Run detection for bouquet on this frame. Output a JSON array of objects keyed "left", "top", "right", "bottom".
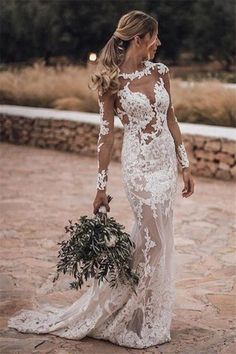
[{"left": 53, "top": 195, "right": 140, "bottom": 295}]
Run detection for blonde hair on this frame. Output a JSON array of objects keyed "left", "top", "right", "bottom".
[{"left": 88, "top": 10, "right": 158, "bottom": 96}]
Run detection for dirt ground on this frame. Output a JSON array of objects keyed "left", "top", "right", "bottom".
[{"left": 0, "top": 142, "right": 235, "bottom": 354}]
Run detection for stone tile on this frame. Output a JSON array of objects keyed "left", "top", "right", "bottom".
[
  {"left": 207, "top": 294, "right": 236, "bottom": 316},
  {"left": 0, "top": 142, "right": 236, "bottom": 353}
]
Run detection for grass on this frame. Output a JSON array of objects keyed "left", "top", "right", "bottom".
[
  {"left": 0, "top": 62, "right": 235, "bottom": 127},
  {"left": 170, "top": 78, "right": 236, "bottom": 127}
]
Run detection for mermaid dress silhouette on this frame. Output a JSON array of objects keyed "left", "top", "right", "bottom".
[{"left": 8, "top": 60, "right": 189, "bottom": 349}]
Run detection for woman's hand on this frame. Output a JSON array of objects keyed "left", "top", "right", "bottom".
[
  {"left": 182, "top": 167, "right": 194, "bottom": 198},
  {"left": 93, "top": 190, "right": 111, "bottom": 215}
]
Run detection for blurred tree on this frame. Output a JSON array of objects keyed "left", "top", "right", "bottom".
[
  {"left": 49, "top": 0, "right": 147, "bottom": 62},
  {"left": 147, "top": 0, "right": 195, "bottom": 63},
  {"left": 190, "top": 0, "right": 236, "bottom": 70}
]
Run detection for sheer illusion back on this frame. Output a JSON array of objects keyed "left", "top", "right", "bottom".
[{"left": 8, "top": 60, "right": 190, "bottom": 349}]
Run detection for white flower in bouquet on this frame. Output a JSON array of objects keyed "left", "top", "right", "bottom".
[{"left": 104, "top": 234, "right": 117, "bottom": 248}]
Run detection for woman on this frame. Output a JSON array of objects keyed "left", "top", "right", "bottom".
[{"left": 8, "top": 10, "right": 194, "bottom": 349}]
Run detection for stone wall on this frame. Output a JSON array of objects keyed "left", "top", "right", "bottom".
[
  {"left": 0, "top": 109, "right": 235, "bottom": 181},
  {"left": 181, "top": 134, "right": 236, "bottom": 180},
  {"left": 0, "top": 114, "right": 123, "bottom": 159}
]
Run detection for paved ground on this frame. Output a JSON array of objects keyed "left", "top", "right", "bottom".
[{"left": 0, "top": 142, "right": 235, "bottom": 354}]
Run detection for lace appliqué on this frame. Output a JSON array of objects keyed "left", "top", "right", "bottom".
[
  {"left": 97, "top": 98, "right": 110, "bottom": 153},
  {"left": 98, "top": 99, "right": 109, "bottom": 136},
  {"left": 96, "top": 169, "right": 108, "bottom": 190},
  {"left": 96, "top": 96, "right": 113, "bottom": 189},
  {"left": 8, "top": 303, "right": 104, "bottom": 340},
  {"left": 176, "top": 143, "right": 189, "bottom": 169},
  {"left": 8, "top": 309, "right": 60, "bottom": 334},
  {"left": 141, "top": 227, "right": 156, "bottom": 277},
  {"left": 118, "top": 60, "right": 169, "bottom": 81}
]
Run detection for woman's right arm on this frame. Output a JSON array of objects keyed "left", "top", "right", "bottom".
[{"left": 93, "top": 89, "right": 115, "bottom": 214}]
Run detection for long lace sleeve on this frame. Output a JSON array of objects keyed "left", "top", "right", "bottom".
[
  {"left": 162, "top": 67, "right": 190, "bottom": 169},
  {"left": 96, "top": 90, "right": 115, "bottom": 191}
]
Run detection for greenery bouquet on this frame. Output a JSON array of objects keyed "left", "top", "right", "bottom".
[{"left": 53, "top": 195, "right": 140, "bottom": 295}]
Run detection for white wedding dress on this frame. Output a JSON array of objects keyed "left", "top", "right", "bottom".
[{"left": 8, "top": 60, "right": 189, "bottom": 348}]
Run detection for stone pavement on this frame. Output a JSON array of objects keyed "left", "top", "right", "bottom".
[{"left": 0, "top": 142, "right": 235, "bottom": 354}]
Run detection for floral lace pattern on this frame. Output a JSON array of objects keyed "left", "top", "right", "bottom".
[
  {"left": 118, "top": 60, "right": 169, "bottom": 80},
  {"left": 98, "top": 99, "right": 109, "bottom": 136},
  {"left": 176, "top": 143, "right": 190, "bottom": 168},
  {"left": 96, "top": 93, "right": 114, "bottom": 190},
  {"left": 96, "top": 169, "right": 108, "bottom": 190},
  {"left": 8, "top": 61, "right": 181, "bottom": 349},
  {"left": 96, "top": 96, "right": 113, "bottom": 188}
]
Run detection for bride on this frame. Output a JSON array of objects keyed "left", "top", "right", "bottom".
[{"left": 8, "top": 10, "right": 194, "bottom": 349}]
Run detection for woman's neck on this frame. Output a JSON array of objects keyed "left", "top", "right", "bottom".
[{"left": 119, "top": 52, "right": 146, "bottom": 73}]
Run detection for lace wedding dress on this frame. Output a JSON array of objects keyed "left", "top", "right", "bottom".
[{"left": 8, "top": 60, "right": 189, "bottom": 349}]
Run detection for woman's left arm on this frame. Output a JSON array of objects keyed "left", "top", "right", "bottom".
[{"left": 162, "top": 68, "right": 195, "bottom": 198}]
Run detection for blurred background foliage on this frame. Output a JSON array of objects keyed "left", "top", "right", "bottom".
[
  {"left": 0, "top": 0, "right": 235, "bottom": 126},
  {"left": 0, "top": 0, "right": 235, "bottom": 70}
]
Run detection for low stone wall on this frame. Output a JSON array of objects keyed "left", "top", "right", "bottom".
[
  {"left": 0, "top": 105, "right": 235, "bottom": 180},
  {"left": 0, "top": 114, "right": 124, "bottom": 160},
  {"left": 181, "top": 135, "right": 235, "bottom": 180}
]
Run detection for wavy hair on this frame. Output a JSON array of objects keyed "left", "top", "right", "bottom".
[{"left": 88, "top": 10, "right": 158, "bottom": 96}]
